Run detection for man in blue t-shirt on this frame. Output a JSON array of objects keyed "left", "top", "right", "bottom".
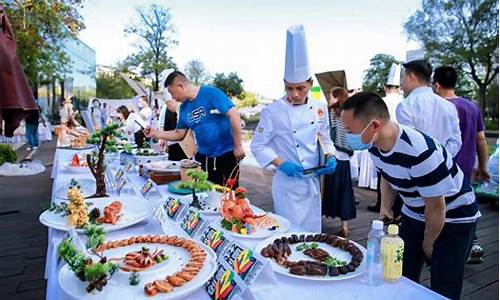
[{"left": 145, "top": 71, "right": 245, "bottom": 185}]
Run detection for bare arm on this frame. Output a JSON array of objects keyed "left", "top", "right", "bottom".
[
  {"left": 146, "top": 127, "right": 188, "bottom": 142},
  {"left": 476, "top": 131, "right": 490, "bottom": 180},
  {"left": 226, "top": 107, "right": 245, "bottom": 160},
  {"left": 422, "top": 196, "right": 446, "bottom": 258},
  {"left": 380, "top": 176, "right": 398, "bottom": 219}
]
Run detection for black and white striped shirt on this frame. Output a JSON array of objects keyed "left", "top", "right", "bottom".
[{"left": 369, "top": 125, "right": 480, "bottom": 223}]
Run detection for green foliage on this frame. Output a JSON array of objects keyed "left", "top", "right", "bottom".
[
  {"left": 184, "top": 59, "right": 210, "bottom": 85},
  {"left": 235, "top": 91, "right": 258, "bottom": 108},
  {"left": 83, "top": 224, "right": 105, "bottom": 250},
  {"left": 211, "top": 72, "right": 244, "bottom": 99},
  {"left": 58, "top": 238, "right": 86, "bottom": 275},
  {"left": 129, "top": 272, "right": 140, "bottom": 285},
  {"left": 362, "top": 54, "right": 402, "bottom": 96},
  {"left": 3, "top": 1, "right": 85, "bottom": 91},
  {"left": 404, "top": 0, "right": 499, "bottom": 115},
  {"left": 177, "top": 170, "right": 213, "bottom": 192},
  {"left": 0, "top": 144, "right": 17, "bottom": 166},
  {"left": 124, "top": 4, "right": 178, "bottom": 91},
  {"left": 96, "top": 69, "right": 135, "bottom": 99},
  {"left": 84, "top": 261, "right": 118, "bottom": 282}
]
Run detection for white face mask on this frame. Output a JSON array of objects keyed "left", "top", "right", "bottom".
[
  {"left": 138, "top": 101, "right": 145, "bottom": 109},
  {"left": 93, "top": 102, "right": 100, "bottom": 108}
]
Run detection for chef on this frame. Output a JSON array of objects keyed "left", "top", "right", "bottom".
[{"left": 251, "top": 25, "right": 337, "bottom": 232}]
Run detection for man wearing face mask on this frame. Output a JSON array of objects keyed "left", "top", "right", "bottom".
[
  {"left": 341, "top": 92, "right": 479, "bottom": 300},
  {"left": 250, "top": 25, "right": 337, "bottom": 232}
]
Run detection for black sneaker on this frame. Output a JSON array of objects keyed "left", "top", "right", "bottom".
[{"left": 467, "top": 242, "right": 484, "bottom": 264}]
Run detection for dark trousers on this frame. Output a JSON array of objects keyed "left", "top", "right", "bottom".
[
  {"left": 167, "top": 143, "right": 188, "bottom": 161},
  {"left": 400, "top": 214, "right": 476, "bottom": 300},
  {"left": 25, "top": 123, "right": 39, "bottom": 147},
  {"left": 134, "top": 130, "right": 150, "bottom": 148},
  {"left": 195, "top": 150, "right": 238, "bottom": 186},
  {"left": 376, "top": 171, "right": 403, "bottom": 216}
]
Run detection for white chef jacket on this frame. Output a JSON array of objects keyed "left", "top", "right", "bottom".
[
  {"left": 383, "top": 92, "right": 403, "bottom": 122},
  {"left": 123, "top": 112, "right": 146, "bottom": 142},
  {"left": 251, "top": 96, "right": 335, "bottom": 232},
  {"left": 396, "top": 86, "right": 462, "bottom": 157},
  {"left": 139, "top": 107, "right": 153, "bottom": 126}
]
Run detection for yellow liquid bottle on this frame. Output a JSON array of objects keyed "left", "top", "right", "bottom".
[{"left": 381, "top": 224, "right": 404, "bottom": 282}]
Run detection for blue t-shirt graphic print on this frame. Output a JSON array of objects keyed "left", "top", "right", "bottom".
[{"left": 177, "top": 85, "right": 235, "bottom": 157}]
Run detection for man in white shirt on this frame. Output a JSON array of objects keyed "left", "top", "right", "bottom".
[{"left": 396, "top": 59, "right": 462, "bottom": 157}]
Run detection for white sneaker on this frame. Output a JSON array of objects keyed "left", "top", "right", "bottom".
[
  {"left": 26, "top": 147, "right": 32, "bottom": 151},
  {"left": 33, "top": 146, "right": 39, "bottom": 150}
]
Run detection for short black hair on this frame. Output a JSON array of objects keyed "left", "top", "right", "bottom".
[
  {"left": 403, "top": 59, "right": 432, "bottom": 83},
  {"left": 342, "top": 91, "right": 390, "bottom": 121},
  {"left": 164, "top": 70, "right": 188, "bottom": 87},
  {"left": 433, "top": 66, "right": 457, "bottom": 89}
]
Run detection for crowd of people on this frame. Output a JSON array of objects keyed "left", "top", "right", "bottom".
[{"left": 46, "top": 24, "right": 491, "bottom": 300}]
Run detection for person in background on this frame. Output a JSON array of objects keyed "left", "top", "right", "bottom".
[
  {"left": 116, "top": 105, "right": 147, "bottom": 148},
  {"left": 397, "top": 59, "right": 462, "bottom": 157},
  {"left": 158, "top": 83, "right": 188, "bottom": 161},
  {"left": 433, "top": 65, "right": 490, "bottom": 265},
  {"left": 137, "top": 94, "right": 153, "bottom": 126},
  {"left": 59, "top": 98, "right": 80, "bottom": 127},
  {"left": 342, "top": 92, "right": 479, "bottom": 300},
  {"left": 322, "top": 87, "right": 356, "bottom": 237},
  {"left": 90, "top": 98, "right": 104, "bottom": 130},
  {"left": 100, "top": 102, "right": 109, "bottom": 126},
  {"left": 368, "top": 63, "right": 404, "bottom": 217},
  {"left": 145, "top": 71, "right": 245, "bottom": 186},
  {"left": 25, "top": 100, "right": 41, "bottom": 150}
]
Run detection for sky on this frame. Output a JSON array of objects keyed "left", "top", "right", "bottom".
[{"left": 78, "top": 0, "right": 422, "bottom": 99}]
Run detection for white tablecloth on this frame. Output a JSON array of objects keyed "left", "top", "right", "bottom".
[{"left": 45, "top": 149, "right": 447, "bottom": 300}]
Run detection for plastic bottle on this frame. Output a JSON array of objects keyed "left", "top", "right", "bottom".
[
  {"left": 364, "top": 220, "right": 384, "bottom": 286},
  {"left": 488, "top": 141, "right": 499, "bottom": 184},
  {"left": 381, "top": 224, "right": 404, "bottom": 282}
]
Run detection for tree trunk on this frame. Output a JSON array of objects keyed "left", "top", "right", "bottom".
[
  {"left": 33, "top": 81, "right": 39, "bottom": 100},
  {"left": 60, "top": 80, "right": 65, "bottom": 100},
  {"left": 52, "top": 82, "right": 57, "bottom": 115},
  {"left": 87, "top": 132, "right": 109, "bottom": 198},
  {"left": 478, "top": 85, "right": 487, "bottom": 118}
]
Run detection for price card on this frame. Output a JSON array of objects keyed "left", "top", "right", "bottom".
[
  {"left": 162, "top": 197, "right": 189, "bottom": 221},
  {"left": 154, "top": 205, "right": 171, "bottom": 233},
  {"left": 123, "top": 160, "right": 133, "bottom": 173},
  {"left": 114, "top": 168, "right": 124, "bottom": 182},
  {"left": 221, "top": 240, "right": 266, "bottom": 286},
  {"left": 199, "top": 225, "right": 232, "bottom": 256},
  {"left": 116, "top": 177, "right": 127, "bottom": 194},
  {"left": 204, "top": 260, "right": 247, "bottom": 300},
  {"left": 179, "top": 207, "right": 209, "bottom": 238},
  {"left": 140, "top": 179, "right": 155, "bottom": 196}
]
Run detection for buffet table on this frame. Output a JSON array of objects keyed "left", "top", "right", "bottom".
[{"left": 44, "top": 148, "right": 447, "bottom": 300}]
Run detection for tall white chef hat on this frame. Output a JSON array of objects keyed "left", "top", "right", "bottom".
[
  {"left": 284, "top": 24, "right": 311, "bottom": 84},
  {"left": 386, "top": 63, "right": 402, "bottom": 86}
]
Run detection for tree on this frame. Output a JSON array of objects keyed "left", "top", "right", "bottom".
[
  {"left": 96, "top": 68, "right": 135, "bottom": 99},
  {"left": 184, "top": 59, "right": 210, "bottom": 85},
  {"left": 3, "top": 0, "right": 85, "bottom": 98},
  {"left": 404, "top": 0, "right": 499, "bottom": 115},
  {"left": 124, "top": 4, "right": 178, "bottom": 91},
  {"left": 362, "top": 54, "right": 402, "bottom": 96},
  {"left": 235, "top": 91, "right": 258, "bottom": 108},
  {"left": 211, "top": 72, "right": 244, "bottom": 99},
  {"left": 86, "top": 123, "right": 121, "bottom": 198}
]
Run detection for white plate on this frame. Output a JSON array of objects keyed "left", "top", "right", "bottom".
[
  {"left": 215, "top": 207, "right": 290, "bottom": 239},
  {"left": 39, "top": 197, "right": 152, "bottom": 233},
  {"left": 58, "top": 239, "right": 217, "bottom": 300},
  {"left": 145, "top": 160, "right": 181, "bottom": 173},
  {"left": 55, "top": 179, "right": 96, "bottom": 200},
  {"left": 255, "top": 232, "right": 367, "bottom": 281}
]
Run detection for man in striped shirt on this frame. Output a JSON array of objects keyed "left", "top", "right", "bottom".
[{"left": 341, "top": 92, "right": 479, "bottom": 300}]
